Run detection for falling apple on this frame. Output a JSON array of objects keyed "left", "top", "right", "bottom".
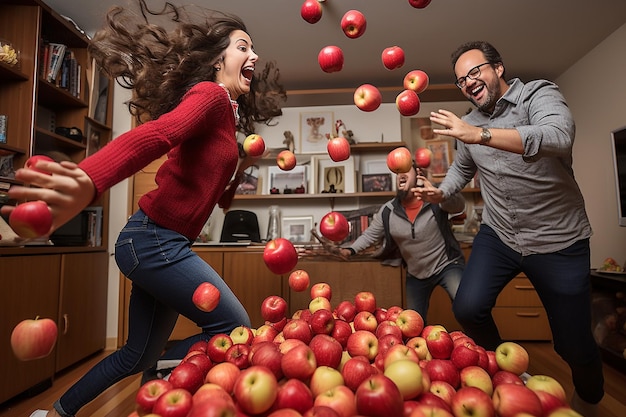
[
  {"left": 300, "top": 0, "right": 323, "bottom": 24},
  {"left": 327, "top": 136, "right": 351, "bottom": 162},
  {"left": 354, "top": 84, "right": 382, "bottom": 112},
  {"left": 242, "top": 134, "right": 266, "bottom": 157},
  {"left": 340, "top": 9, "right": 367, "bottom": 39},
  {"left": 415, "top": 147, "right": 432, "bottom": 168},
  {"left": 192, "top": 282, "right": 221, "bottom": 312},
  {"left": 11, "top": 316, "right": 58, "bottom": 361},
  {"left": 263, "top": 238, "right": 299, "bottom": 275},
  {"left": 386, "top": 147, "right": 413, "bottom": 174},
  {"left": 395, "top": 89, "right": 421, "bottom": 117},
  {"left": 381, "top": 46, "right": 405, "bottom": 70},
  {"left": 277, "top": 150, "right": 297, "bottom": 171},
  {"left": 318, "top": 46, "right": 344, "bottom": 73},
  {"left": 319, "top": 211, "right": 350, "bottom": 242}
]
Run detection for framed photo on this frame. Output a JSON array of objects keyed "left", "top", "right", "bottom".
[
  {"left": 282, "top": 215, "right": 314, "bottom": 243},
  {"left": 426, "top": 139, "right": 453, "bottom": 178},
  {"left": 236, "top": 165, "right": 260, "bottom": 195},
  {"left": 362, "top": 173, "right": 392, "bottom": 192},
  {"left": 85, "top": 118, "right": 103, "bottom": 157},
  {"left": 311, "top": 155, "right": 356, "bottom": 194},
  {"left": 266, "top": 165, "right": 307, "bottom": 194},
  {"left": 299, "top": 111, "right": 333, "bottom": 154}
]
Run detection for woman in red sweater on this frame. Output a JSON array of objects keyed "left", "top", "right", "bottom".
[{"left": 3, "top": 2, "right": 283, "bottom": 416}]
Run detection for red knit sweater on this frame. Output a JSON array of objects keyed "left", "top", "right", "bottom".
[{"left": 79, "top": 82, "right": 239, "bottom": 240}]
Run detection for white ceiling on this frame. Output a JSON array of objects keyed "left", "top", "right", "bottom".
[{"left": 44, "top": 0, "right": 626, "bottom": 105}]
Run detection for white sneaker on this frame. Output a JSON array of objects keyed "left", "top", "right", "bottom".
[{"left": 29, "top": 411, "right": 49, "bottom": 417}]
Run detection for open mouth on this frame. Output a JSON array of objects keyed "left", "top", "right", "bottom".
[
  {"left": 398, "top": 176, "right": 409, "bottom": 189},
  {"left": 242, "top": 66, "right": 254, "bottom": 82},
  {"left": 470, "top": 84, "right": 484, "bottom": 97}
]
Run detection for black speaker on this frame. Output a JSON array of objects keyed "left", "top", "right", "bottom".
[{"left": 220, "top": 210, "right": 261, "bottom": 243}]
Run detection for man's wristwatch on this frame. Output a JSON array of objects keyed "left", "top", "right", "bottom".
[{"left": 480, "top": 128, "right": 492, "bottom": 144}]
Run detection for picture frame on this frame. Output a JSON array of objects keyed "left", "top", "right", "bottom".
[
  {"left": 282, "top": 215, "right": 314, "bottom": 243},
  {"left": 426, "top": 139, "right": 453, "bottom": 178},
  {"left": 312, "top": 155, "right": 356, "bottom": 194},
  {"left": 85, "top": 118, "right": 103, "bottom": 157},
  {"left": 266, "top": 165, "right": 307, "bottom": 194},
  {"left": 235, "top": 165, "right": 260, "bottom": 195},
  {"left": 299, "top": 111, "right": 333, "bottom": 154},
  {"left": 362, "top": 173, "right": 392, "bottom": 192}
]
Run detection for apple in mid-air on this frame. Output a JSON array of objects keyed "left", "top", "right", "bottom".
[
  {"left": 396, "top": 89, "right": 421, "bottom": 117},
  {"left": 263, "top": 238, "right": 299, "bottom": 275},
  {"left": 415, "top": 147, "right": 433, "bottom": 168},
  {"left": 276, "top": 150, "right": 297, "bottom": 171},
  {"left": 318, "top": 45, "right": 344, "bottom": 73},
  {"left": 353, "top": 84, "right": 382, "bottom": 112},
  {"left": 340, "top": 9, "right": 367, "bottom": 39},
  {"left": 382, "top": 46, "right": 405, "bottom": 70},
  {"left": 319, "top": 211, "right": 350, "bottom": 242},
  {"left": 386, "top": 147, "right": 413, "bottom": 174},
  {"left": 242, "top": 134, "right": 265, "bottom": 157},
  {"left": 300, "top": 0, "right": 323, "bottom": 24},
  {"left": 192, "top": 282, "right": 221, "bottom": 312},
  {"left": 10, "top": 317, "right": 58, "bottom": 361},
  {"left": 403, "top": 69, "right": 430, "bottom": 94},
  {"left": 408, "top": 0, "right": 432, "bottom": 9},
  {"left": 327, "top": 136, "right": 351, "bottom": 162}
]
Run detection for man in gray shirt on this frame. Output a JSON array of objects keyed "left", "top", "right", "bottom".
[{"left": 416, "top": 41, "right": 603, "bottom": 416}]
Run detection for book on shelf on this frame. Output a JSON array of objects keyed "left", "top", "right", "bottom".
[
  {"left": 46, "top": 42, "right": 67, "bottom": 83},
  {"left": 84, "top": 206, "right": 103, "bottom": 246}
]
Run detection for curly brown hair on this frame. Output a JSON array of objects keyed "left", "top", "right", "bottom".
[{"left": 88, "top": 0, "right": 285, "bottom": 135}]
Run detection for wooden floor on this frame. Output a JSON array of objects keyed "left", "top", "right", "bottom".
[{"left": 0, "top": 342, "right": 624, "bottom": 417}]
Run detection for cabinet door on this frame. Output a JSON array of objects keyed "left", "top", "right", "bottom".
[
  {"left": 0, "top": 255, "right": 60, "bottom": 404},
  {"left": 287, "top": 260, "right": 404, "bottom": 316},
  {"left": 56, "top": 252, "right": 108, "bottom": 371},
  {"left": 223, "top": 251, "right": 283, "bottom": 328}
]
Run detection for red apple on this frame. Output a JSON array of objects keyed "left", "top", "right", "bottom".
[
  {"left": 303, "top": 406, "right": 342, "bottom": 417},
  {"left": 277, "top": 149, "right": 297, "bottom": 171},
  {"left": 346, "top": 330, "right": 379, "bottom": 361},
  {"left": 9, "top": 200, "right": 53, "bottom": 238},
  {"left": 459, "top": 365, "right": 493, "bottom": 396},
  {"left": 288, "top": 269, "right": 310, "bottom": 292},
  {"left": 408, "top": 0, "right": 432, "bottom": 9},
  {"left": 10, "top": 317, "right": 57, "bottom": 361},
  {"left": 396, "top": 89, "right": 421, "bottom": 117},
  {"left": 206, "top": 333, "right": 233, "bottom": 363},
  {"left": 183, "top": 352, "right": 213, "bottom": 377},
  {"left": 415, "top": 391, "right": 454, "bottom": 414},
  {"left": 261, "top": 295, "right": 288, "bottom": 323},
  {"left": 374, "top": 307, "right": 388, "bottom": 322},
  {"left": 415, "top": 147, "right": 432, "bottom": 169},
  {"left": 282, "top": 318, "right": 313, "bottom": 344},
  {"left": 314, "top": 384, "right": 357, "bottom": 417},
  {"left": 204, "top": 361, "right": 241, "bottom": 393},
  {"left": 386, "top": 146, "right": 413, "bottom": 174},
  {"left": 403, "top": 69, "right": 430, "bottom": 94},
  {"left": 383, "top": 344, "right": 420, "bottom": 368},
  {"left": 232, "top": 365, "right": 279, "bottom": 415},
  {"left": 450, "top": 386, "right": 495, "bottom": 417},
  {"left": 309, "top": 333, "right": 343, "bottom": 368},
  {"left": 491, "top": 370, "right": 524, "bottom": 388},
  {"left": 492, "top": 383, "right": 543, "bottom": 417},
  {"left": 225, "top": 343, "right": 251, "bottom": 370},
  {"left": 355, "top": 374, "right": 404, "bottom": 417},
  {"left": 168, "top": 361, "right": 204, "bottom": 394},
  {"left": 495, "top": 341, "right": 529, "bottom": 375},
  {"left": 192, "top": 282, "right": 221, "bottom": 312},
  {"left": 341, "top": 9, "right": 367, "bottom": 39},
  {"left": 188, "top": 396, "right": 236, "bottom": 417},
  {"left": 375, "top": 320, "right": 403, "bottom": 340},
  {"left": 381, "top": 46, "right": 405, "bottom": 70},
  {"left": 424, "top": 359, "right": 460, "bottom": 388},
  {"left": 24, "top": 155, "right": 54, "bottom": 174},
  {"left": 263, "top": 238, "right": 298, "bottom": 275},
  {"left": 327, "top": 136, "right": 351, "bottom": 162},
  {"left": 425, "top": 328, "right": 454, "bottom": 359},
  {"left": 310, "top": 282, "right": 332, "bottom": 300},
  {"left": 318, "top": 45, "right": 344, "bottom": 73},
  {"left": 406, "top": 336, "right": 431, "bottom": 360},
  {"left": 281, "top": 343, "right": 317, "bottom": 381},
  {"left": 484, "top": 350, "right": 499, "bottom": 377},
  {"left": 230, "top": 325, "right": 255, "bottom": 345},
  {"left": 341, "top": 355, "right": 378, "bottom": 391},
  {"left": 135, "top": 379, "right": 173, "bottom": 414},
  {"left": 188, "top": 340, "right": 208, "bottom": 354},
  {"left": 252, "top": 323, "right": 279, "bottom": 344},
  {"left": 319, "top": 211, "right": 350, "bottom": 242},
  {"left": 152, "top": 388, "right": 193, "bottom": 417},
  {"left": 535, "top": 390, "right": 569, "bottom": 416},
  {"left": 354, "top": 291, "right": 377, "bottom": 313},
  {"left": 385, "top": 305, "right": 403, "bottom": 321},
  {"left": 330, "top": 319, "right": 352, "bottom": 349},
  {"left": 272, "top": 377, "right": 314, "bottom": 414},
  {"left": 354, "top": 83, "right": 382, "bottom": 112},
  {"left": 242, "top": 133, "right": 265, "bottom": 157},
  {"left": 395, "top": 308, "right": 424, "bottom": 338},
  {"left": 525, "top": 374, "right": 567, "bottom": 403},
  {"left": 334, "top": 300, "right": 357, "bottom": 322},
  {"left": 309, "top": 308, "right": 336, "bottom": 335},
  {"left": 249, "top": 341, "right": 284, "bottom": 380},
  {"left": 450, "top": 343, "right": 480, "bottom": 369},
  {"left": 429, "top": 380, "right": 456, "bottom": 406},
  {"left": 353, "top": 311, "right": 378, "bottom": 332},
  {"left": 377, "top": 333, "right": 403, "bottom": 358},
  {"left": 384, "top": 359, "right": 424, "bottom": 400},
  {"left": 301, "top": 0, "right": 323, "bottom": 24}
]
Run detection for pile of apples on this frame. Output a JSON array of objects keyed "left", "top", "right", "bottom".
[{"left": 128, "top": 276, "right": 581, "bottom": 417}]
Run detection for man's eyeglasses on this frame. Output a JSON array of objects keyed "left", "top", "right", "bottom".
[{"left": 455, "top": 62, "right": 491, "bottom": 89}]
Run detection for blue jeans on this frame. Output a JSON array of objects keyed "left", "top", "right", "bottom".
[
  {"left": 453, "top": 224, "right": 604, "bottom": 404},
  {"left": 405, "top": 262, "right": 463, "bottom": 322},
  {"left": 54, "top": 210, "right": 250, "bottom": 417}
]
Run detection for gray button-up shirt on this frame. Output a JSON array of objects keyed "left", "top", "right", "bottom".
[{"left": 439, "top": 78, "right": 592, "bottom": 256}]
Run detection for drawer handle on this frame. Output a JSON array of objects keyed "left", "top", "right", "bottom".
[
  {"left": 514, "top": 285, "right": 535, "bottom": 290},
  {"left": 63, "top": 313, "right": 69, "bottom": 335},
  {"left": 516, "top": 312, "right": 540, "bottom": 318}
]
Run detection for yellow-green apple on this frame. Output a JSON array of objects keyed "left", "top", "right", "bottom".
[
  {"left": 354, "top": 291, "right": 377, "bottom": 313},
  {"left": 300, "top": 0, "right": 322, "bottom": 24},
  {"left": 263, "top": 238, "right": 298, "bottom": 275},
  {"left": 183, "top": 352, "right": 212, "bottom": 377},
  {"left": 309, "top": 296, "right": 332, "bottom": 313},
  {"left": 429, "top": 380, "right": 456, "bottom": 406},
  {"left": 289, "top": 269, "right": 310, "bottom": 292},
  {"left": 406, "top": 336, "right": 431, "bottom": 360},
  {"left": 318, "top": 45, "right": 344, "bottom": 73},
  {"left": 547, "top": 407, "right": 584, "bottom": 417},
  {"left": 384, "top": 359, "right": 424, "bottom": 400},
  {"left": 396, "top": 308, "right": 425, "bottom": 338},
  {"left": 459, "top": 365, "right": 493, "bottom": 396},
  {"left": 242, "top": 133, "right": 265, "bottom": 157},
  {"left": 230, "top": 325, "right": 255, "bottom": 345},
  {"left": 396, "top": 89, "right": 421, "bottom": 117},
  {"left": 450, "top": 386, "right": 495, "bottom": 417},
  {"left": 276, "top": 149, "right": 297, "bottom": 171},
  {"left": 192, "top": 282, "right": 221, "bottom": 312},
  {"left": 314, "top": 384, "right": 357, "bottom": 417},
  {"left": 424, "top": 359, "right": 460, "bottom": 388},
  {"left": 9, "top": 200, "right": 53, "bottom": 238},
  {"left": 353, "top": 311, "right": 378, "bottom": 332},
  {"left": 491, "top": 370, "right": 524, "bottom": 388},
  {"left": 425, "top": 329, "right": 454, "bottom": 359},
  {"left": 327, "top": 136, "right": 351, "bottom": 162},
  {"left": 381, "top": 45, "right": 405, "bottom": 70},
  {"left": 492, "top": 383, "right": 543, "bottom": 417},
  {"left": 383, "top": 344, "right": 420, "bottom": 369},
  {"left": 152, "top": 388, "right": 193, "bottom": 417},
  {"left": 334, "top": 300, "right": 356, "bottom": 322},
  {"left": 450, "top": 343, "right": 480, "bottom": 369},
  {"left": 261, "top": 295, "right": 288, "bottom": 323},
  {"left": 310, "top": 365, "right": 344, "bottom": 397},
  {"left": 310, "top": 282, "right": 332, "bottom": 300},
  {"left": 10, "top": 317, "right": 57, "bottom": 361},
  {"left": 206, "top": 333, "right": 233, "bottom": 363},
  {"left": 169, "top": 361, "right": 204, "bottom": 394},
  {"left": 272, "top": 377, "right": 314, "bottom": 414},
  {"left": 24, "top": 155, "right": 54, "bottom": 174},
  {"left": 340, "top": 9, "right": 366, "bottom": 39},
  {"left": 403, "top": 69, "right": 430, "bottom": 93},
  {"left": 249, "top": 341, "right": 284, "bottom": 380},
  {"left": 251, "top": 323, "right": 279, "bottom": 344},
  {"left": 414, "top": 147, "right": 432, "bottom": 169},
  {"left": 408, "top": 0, "right": 432, "bottom": 9},
  {"left": 525, "top": 374, "right": 567, "bottom": 403},
  {"left": 338, "top": 350, "right": 352, "bottom": 372},
  {"left": 319, "top": 211, "right": 350, "bottom": 242},
  {"left": 354, "top": 83, "right": 382, "bottom": 112},
  {"left": 309, "top": 334, "right": 343, "bottom": 368},
  {"left": 282, "top": 318, "right": 313, "bottom": 344},
  {"left": 534, "top": 390, "right": 568, "bottom": 416},
  {"left": 347, "top": 330, "right": 379, "bottom": 360},
  {"left": 330, "top": 319, "right": 352, "bottom": 349},
  {"left": 309, "top": 308, "right": 336, "bottom": 335},
  {"left": 204, "top": 361, "right": 240, "bottom": 393},
  {"left": 135, "top": 379, "right": 173, "bottom": 414},
  {"left": 233, "top": 365, "right": 278, "bottom": 415},
  {"left": 495, "top": 341, "right": 529, "bottom": 375},
  {"left": 225, "top": 343, "right": 251, "bottom": 370},
  {"left": 281, "top": 343, "right": 317, "bottom": 381},
  {"left": 341, "top": 355, "right": 378, "bottom": 391},
  {"left": 386, "top": 146, "right": 413, "bottom": 174},
  {"left": 355, "top": 374, "right": 404, "bottom": 417}
]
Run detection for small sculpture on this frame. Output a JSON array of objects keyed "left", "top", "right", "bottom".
[{"left": 283, "top": 130, "right": 295, "bottom": 152}]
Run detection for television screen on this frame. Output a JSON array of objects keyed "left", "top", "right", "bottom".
[{"left": 610, "top": 126, "right": 626, "bottom": 226}]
